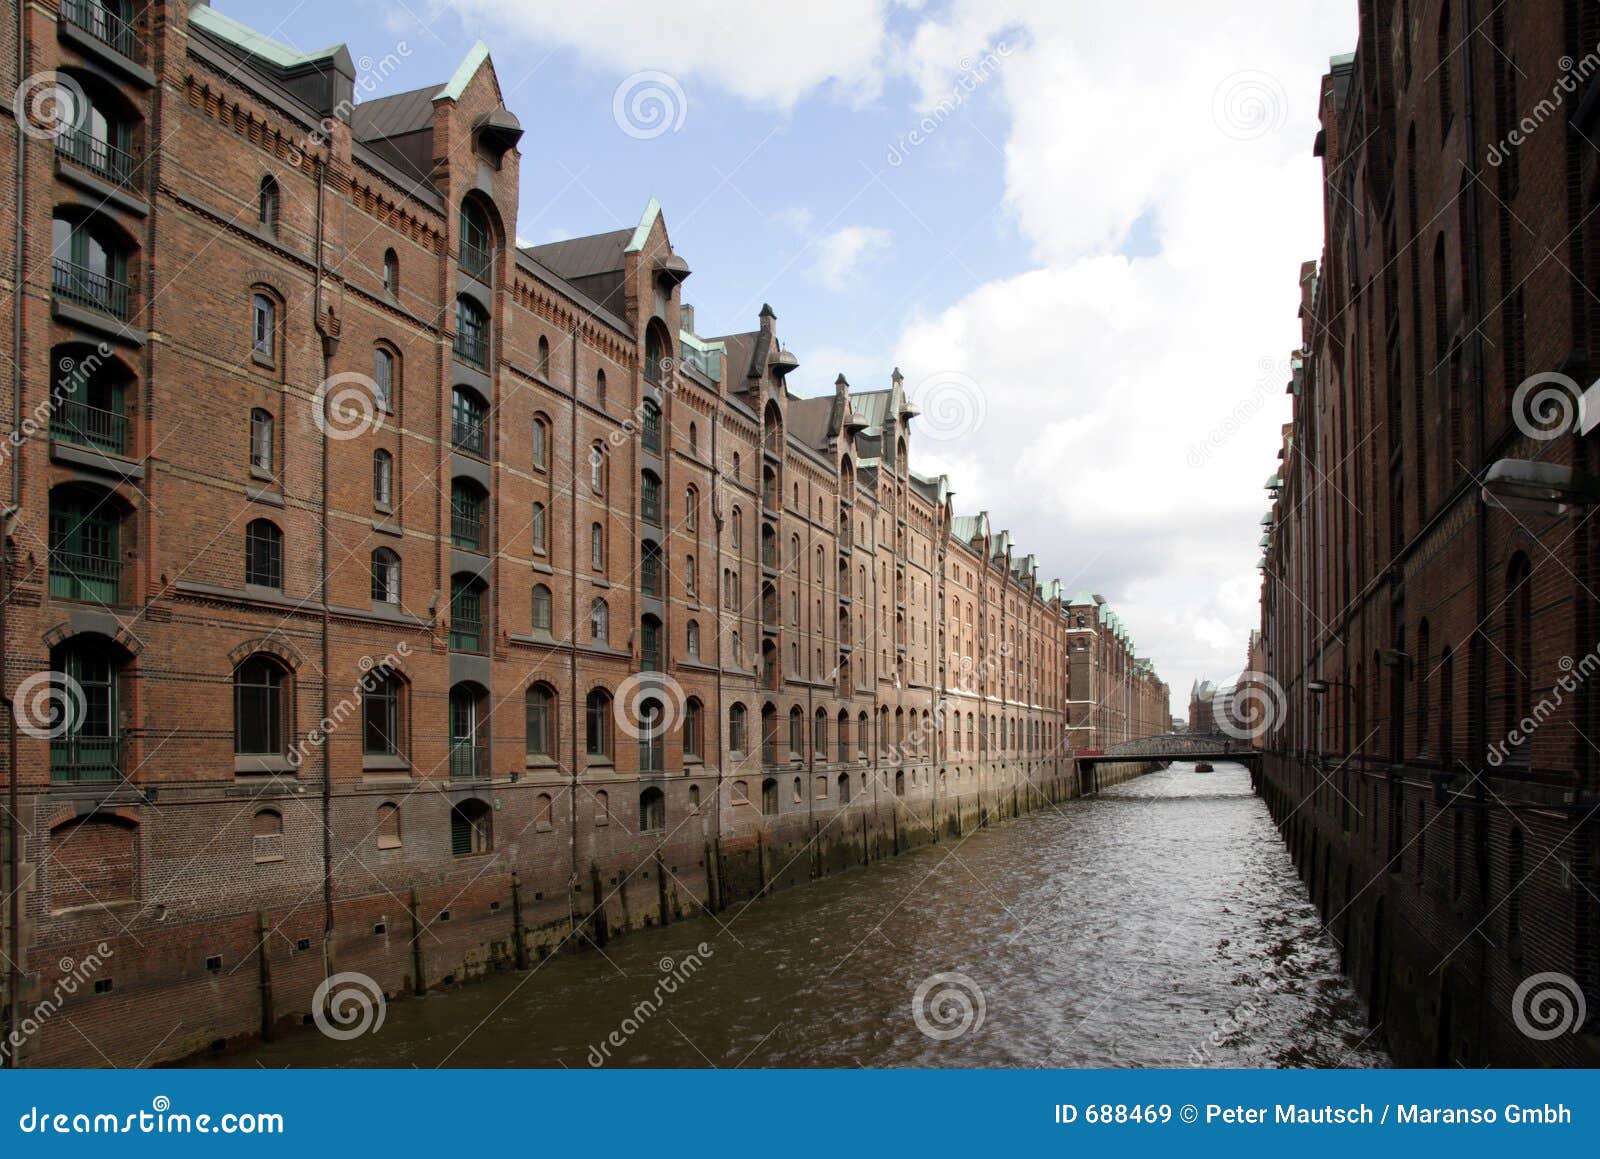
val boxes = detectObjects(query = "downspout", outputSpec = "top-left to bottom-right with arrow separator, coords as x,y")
7,0 -> 29,1064
568,324 -> 580,901
313,159 -> 335,960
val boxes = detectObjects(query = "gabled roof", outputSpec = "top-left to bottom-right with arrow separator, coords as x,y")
523,229 -> 632,281
350,84 -> 437,141
189,5 -> 346,69
436,40 -> 491,102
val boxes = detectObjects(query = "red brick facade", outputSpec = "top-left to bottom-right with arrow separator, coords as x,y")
1260,0 -> 1600,1065
0,2 -> 1168,1065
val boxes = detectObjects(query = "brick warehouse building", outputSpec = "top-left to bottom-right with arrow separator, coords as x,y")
1260,1 -> 1600,1065
0,3 -> 1168,1065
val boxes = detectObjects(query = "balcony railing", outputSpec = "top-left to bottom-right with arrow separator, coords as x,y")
62,0 -> 139,60
448,739 -> 486,779
53,258 -> 131,320
451,510 -> 485,551
459,239 -> 491,281
449,615 -> 484,653
53,398 -> 128,455
453,329 -> 487,369
451,416 -> 486,455
51,736 -> 120,783
58,127 -> 135,187
49,549 -> 120,602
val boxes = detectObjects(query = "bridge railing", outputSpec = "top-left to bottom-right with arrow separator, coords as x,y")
1094,733 -> 1260,759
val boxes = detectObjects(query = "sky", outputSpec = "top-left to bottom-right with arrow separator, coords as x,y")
220,0 -> 1360,716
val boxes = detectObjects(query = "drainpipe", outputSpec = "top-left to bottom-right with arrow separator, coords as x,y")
313,159 -> 335,962
6,0 -> 28,1064
568,324 -> 580,902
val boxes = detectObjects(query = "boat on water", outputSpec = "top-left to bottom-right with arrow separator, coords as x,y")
1194,761 -> 1214,773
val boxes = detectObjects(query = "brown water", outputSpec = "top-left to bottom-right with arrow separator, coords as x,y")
227,762 -> 1389,1068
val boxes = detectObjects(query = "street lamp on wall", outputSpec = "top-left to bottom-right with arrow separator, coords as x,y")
1480,459 -> 1600,516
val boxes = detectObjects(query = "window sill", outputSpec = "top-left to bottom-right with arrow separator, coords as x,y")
251,351 -> 276,370
235,755 -> 296,774
374,501 -> 393,517
362,753 -> 411,772
524,755 -> 558,769
535,821 -> 553,833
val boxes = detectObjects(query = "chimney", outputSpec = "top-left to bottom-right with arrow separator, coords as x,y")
681,303 -> 695,335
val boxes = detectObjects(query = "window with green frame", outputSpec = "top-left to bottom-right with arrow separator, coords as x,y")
52,345 -> 128,455
449,576 -> 485,652
51,216 -> 130,319
49,640 -> 119,782
48,488 -> 120,603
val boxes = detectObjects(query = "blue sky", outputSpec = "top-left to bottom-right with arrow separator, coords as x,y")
215,0 -> 1359,711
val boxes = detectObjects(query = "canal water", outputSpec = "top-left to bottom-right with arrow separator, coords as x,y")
226,762 -> 1389,1068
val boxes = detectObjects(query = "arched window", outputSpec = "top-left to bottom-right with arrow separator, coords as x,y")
594,789 -> 611,825
761,704 -> 780,764
685,486 -> 699,531
531,416 -> 549,471
449,575 -> 486,652
792,775 -> 803,803
642,400 -> 661,453
52,341 -> 130,455
374,346 -> 396,412
525,683 -> 556,759
258,175 -> 279,231
531,583 -> 553,633
450,799 -> 492,855
376,801 -> 402,848
450,479 -> 487,551
838,771 -> 851,803
48,637 -> 122,781
731,451 -> 741,481
586,689 -> 613,759
459,198 -> 492,278
249,407 -> 274,474
245,519 -> 283,588
252,808 -> 284,863
451,386 -> 487,454
689,421 -> 699,454
370,547 -> 400,605
685,554 -> 697,597
531,501 -> 547,555
689,784 -> 701,809
590,596 -> 609,643
789,706 -> 804,757
686,618 -> 700,657
535,793 -> 554,831
537,335 -> 551,378
234,654 -> 287,757
447,683 -> 487,778
641,470 -> 662,525
251,292 -> 276,363
589,443 -> 607,493
684,698 -> 703,758
590,522 -> 606,572
363,666 -> 405,758
596,368 -> 608,409
372,449 -> 393,508
731,508 -> 742,550
814,709 -> 827,757
453,296 -> 488,368
640,613 -> 662,670
640,786 -> 665,832
728,703 -> 748,753
761,777 -> 778,816
382,248 -> 399,295
641,540 -> 663,597
858,711 -> 869,760
837,710 -> 850,764
638,698 -> 665,771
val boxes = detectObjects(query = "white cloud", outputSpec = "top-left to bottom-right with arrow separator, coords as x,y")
450,0 -> 891,108
813,226 -> 894,290
884,0 -> 1357,707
